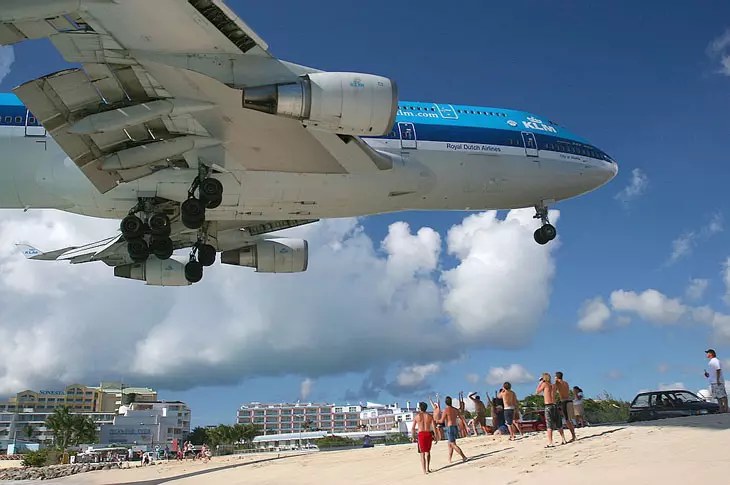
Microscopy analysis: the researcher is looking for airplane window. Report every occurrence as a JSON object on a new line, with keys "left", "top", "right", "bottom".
{"left": 29, "top": 117, "right": 36, "bottom": 124}
{"left": 3, "top": 117, "right": 10, "bottom": 123}
{"left": 14, "top": 116, "right": 21, "bottom": 123}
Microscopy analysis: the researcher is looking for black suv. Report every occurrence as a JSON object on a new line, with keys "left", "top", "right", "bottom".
{"left": 628, "top": 389, "right": 720, "bottom": 423}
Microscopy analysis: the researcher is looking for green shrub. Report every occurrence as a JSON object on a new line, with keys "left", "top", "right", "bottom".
{"left": 21, "top": 449, "right": 49, "bottom": 468}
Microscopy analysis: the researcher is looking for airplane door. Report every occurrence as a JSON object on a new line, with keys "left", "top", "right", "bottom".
{"left": 521, "top": 132, "right": 538, "bottom": 157}
{"left": 24, "top": 110, "right": 46, "bottom": 137}
{"left": 398, "top": 122, "right": 417, "bottom": 150}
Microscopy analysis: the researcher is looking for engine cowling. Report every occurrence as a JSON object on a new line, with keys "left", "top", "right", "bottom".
{"left": 242, "top": 72, "right": 398, "bottom": 136}
{"left": 220, "top": 238, "right": 308, "bottom": 273}
{"left": 113, "top": 257, "right": 191, "bottom": 286}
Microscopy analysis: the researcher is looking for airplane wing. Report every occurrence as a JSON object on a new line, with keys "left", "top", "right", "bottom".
{"left": 16, "top": 235, "right": 128, "bottom": 266}
{"left": 0, "top": 0, "right": 393, "bottom": 194}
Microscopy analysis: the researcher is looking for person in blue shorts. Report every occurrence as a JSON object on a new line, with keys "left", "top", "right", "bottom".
{"left": 439, "top": 396, "right": 468, "bottom": 463}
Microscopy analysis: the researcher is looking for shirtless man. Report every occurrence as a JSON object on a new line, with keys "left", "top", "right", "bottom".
{"left": 536, "top": 373, "right": 566, "bottom": 447}
{"left": 457, "top": 392, "right": 469, "bottom": 437}
{"left": 439, "top": 396, "right": 468, "bottom": 463}
{"left": 429, "top": 395, "right": 444, "bottom": 440}
{"left": 412, "top": 401, "right": 438, "bottom": 474}
{"left": 555, "top": 371, "right": 577, "bottom": 442}
{"left": 498, "top": 382, "right": 519, "bottom": 441}
{"left": 468, "top": 392, "right": 489, "bottom": 435}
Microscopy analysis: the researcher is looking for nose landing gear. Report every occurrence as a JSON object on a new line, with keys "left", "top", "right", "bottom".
{"left": 533, "top": 204, "right": 557, "bottom": 245}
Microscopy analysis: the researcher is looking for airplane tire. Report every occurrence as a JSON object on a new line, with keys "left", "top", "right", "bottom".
{"left": 204, "top": 195, "right": 222, "bottom": 210}
{"left": 181, "top": 198, "right": 205, "bottom": 229}
{"left": 199, "top": 178, "right": 223, "bottom": 201}
{"left": 128, "top": 238, "right": 150, "bottom": 262}
{"left": 151, "top": 237, "right": 174, "bottom": 260}
{"left": 121, "top": 215, "right": 144, "bottom": 239}
{"left": 540, "top": 224, "right": 557, "bottom": 241}
{"left": 185, "top": 261, "right": 203, "bottom": 283}
{"left": 149, "top": 213, "right": 172, "bottom": 237}
{"left": 198, "top": 244, "right": 216, "bottom": 267}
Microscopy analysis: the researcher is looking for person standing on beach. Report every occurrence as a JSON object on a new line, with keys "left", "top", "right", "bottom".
{"left": 457, "top": 392, "right": 470, "bottom": 437}
{"left": 429, "top": 395, "right": 444, "bottom": 440}
{"left": 468, "top": 392, "right": 489, "bottom": 435}
{"left": 555, "top": 372, "right": 577, "bottom": 442}
{"left": 440, "top": 396, "right": 468, "bottom": 463}
{"left": 536, "top": 373, "right": 566, "bottom": 447}
{"left": 573, "top": 386, "right": 585, "bottom": 427}
{"left": 498, "top": 382, "right": 519, "bottom": 441}
{"left": 704, "top": 349, "right": 728, "bottom": 413}
{"left": 412, "top": 402, "right": 438, "bottom": 475}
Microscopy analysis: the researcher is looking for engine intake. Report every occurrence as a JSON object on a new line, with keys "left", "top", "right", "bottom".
{"left": 114, "top": 257, "right": 191, "bottom": 286}
{"left": 221, "top": 238, "right": 308, "bottom": 273}
{"left": 242, "top": 72, "right": 398, "bottom": 136}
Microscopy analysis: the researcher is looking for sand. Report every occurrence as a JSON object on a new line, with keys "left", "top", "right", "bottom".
{"left": 0, "top": 461, "right": 22, "bottom": 470}
{"left": 5, "top": 414, "right": 729, "bottom": 484}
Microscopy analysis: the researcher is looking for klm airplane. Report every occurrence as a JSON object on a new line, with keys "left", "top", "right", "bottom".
{"left": 0, "top": 0, "right": 617, "bottom": 286}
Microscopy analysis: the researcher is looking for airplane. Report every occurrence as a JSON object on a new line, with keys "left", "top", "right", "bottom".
{"left": 0, "top": 0, "right": 618, "bottom": 287}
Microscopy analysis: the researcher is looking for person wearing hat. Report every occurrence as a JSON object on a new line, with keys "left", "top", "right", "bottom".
{"left": 704, "top": 349, "right": 728, "bottom": 412}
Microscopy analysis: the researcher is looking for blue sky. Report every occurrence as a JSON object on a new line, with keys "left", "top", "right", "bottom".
{"left": 1, "top": 0, "right": 730, "bottom": 426}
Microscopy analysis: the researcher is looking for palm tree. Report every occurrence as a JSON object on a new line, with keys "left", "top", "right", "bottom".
{"left": 45, "top": 406, "right": 97, "bottom": 450}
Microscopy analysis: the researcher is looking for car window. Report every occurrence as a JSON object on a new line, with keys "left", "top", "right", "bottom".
{"left": 673, "top": 391, "right": 701, "bottom": 403}
{"left": 632, "top": 394, "right": 650, "bottom": 407}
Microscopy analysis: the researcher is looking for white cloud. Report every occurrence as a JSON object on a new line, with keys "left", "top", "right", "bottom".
{"left": 667, "top": 214, "right": 723, "bottom": 265}
{"left": 0, "top": 207, "right": 561, "bottom": 395}
{"left": 577, "top": 296, "right": 612, "bottom": 332}
{"left": 616, "top": 315, "right": 631, "bottom": 326}
{"left": 685, "top": 278, "right": 709, "bottom": 302}
{"left": 0, "top": 46, "right": 14, "bottom": 85}
{"left": 300, "top": 378, "right": 314, "bottom": 400}
{"left": 614, "top": 168, "right": 648, "bottom": 206}
{"left": 485, "top": 364, "right": 535, "bottom": 386}
{"left": 704, "top": 213, "right": 723, "bottom": 236}
{"left": 610, "top": 289, "right": 687, "bottom": 325}
{"left": 659, "top": 382, "right": 685, "bottom": 391}
{"left": 722, "top": 257, "right": 730, "bottom": 305}
{"left": 708, "top": 29, "right": 730, "bottom": 76}
{"left": 395, "top": 363, "right": 441, "bottom": 389}
{"left": 658, "top": 363, "right": 669, "bottom": 374}
{"left": 466, "top": 373, "right": 480, "bottom": 385}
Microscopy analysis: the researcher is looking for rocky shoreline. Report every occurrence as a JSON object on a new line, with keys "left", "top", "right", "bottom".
{"left": 0, "top": 462, "right": 126, "bottom": 481}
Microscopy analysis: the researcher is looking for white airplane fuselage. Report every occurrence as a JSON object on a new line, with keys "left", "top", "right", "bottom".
{"left": 0, "top": 98, "right": 617, "bottom": 221}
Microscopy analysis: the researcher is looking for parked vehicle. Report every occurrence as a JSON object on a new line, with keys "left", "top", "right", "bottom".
{"left": 517, "top": 409, "right": 547, "bottom": 433}
{"left": 628, "top": 389, "right": 720, "bottom": 423}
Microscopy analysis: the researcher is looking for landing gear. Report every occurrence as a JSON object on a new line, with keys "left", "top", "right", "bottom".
{"left": 184, "top": 260, "right": 204, "bottom": 283}
{"left": 183, "top": 242, "right": 217, "bottom": 283}
{"left": 533, "top": 204, "right": 557, "bottom": 245}
{"left": 120, "top": 201, "right": 176, "bottom": 262}
{"left": 181, "top": 172, "right": 223, "bottom": 230}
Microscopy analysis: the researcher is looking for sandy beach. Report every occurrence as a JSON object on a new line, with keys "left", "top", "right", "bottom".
{"left": 4, "top": 414, "right": 729, "bottom": 484}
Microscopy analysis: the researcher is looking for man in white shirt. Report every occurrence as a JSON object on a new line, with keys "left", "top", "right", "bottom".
{"left": 704, "top": 349, "right": 728, "bottom": 413}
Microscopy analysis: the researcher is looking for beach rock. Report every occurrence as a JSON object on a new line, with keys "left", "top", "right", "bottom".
{"left": 0, "top": 461, "right": 124, "bottom": 481}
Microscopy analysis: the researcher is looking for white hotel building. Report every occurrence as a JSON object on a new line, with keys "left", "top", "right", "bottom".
{"left": 236, "top": 402, "right": 363, "bottom": 435}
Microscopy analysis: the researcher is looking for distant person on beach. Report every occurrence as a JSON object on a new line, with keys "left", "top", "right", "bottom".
{"left": 573, "top": 386, "right": 585, "bottom": 427}
{"left": 498, "top": 382, "right": 519, "bottom": 441}
{"left": 537, "top": 373, "right": 567, "bottom": 447}
{"left": 440, "top": 396, "right": 469, "bottom": 463}
{"left": 412, "top": 402, "right": 438, "bottom": 475}
{"left": 555, "top": 372, "right": 577, "bottom": 442}
{"left": 468, "top": 392, "right": 489, "bottom": 435}
{"left": 704, "top": 349, "right": 728, "bottom": 412}
{"left": 457, "top": 392, "right": 470, "bottom": 437}
{"left": 429, "top": 395, "right": 444, "bottom": 440}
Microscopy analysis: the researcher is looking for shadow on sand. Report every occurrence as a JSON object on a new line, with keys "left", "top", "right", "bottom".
{"left": 434, "top": 447, "right": 514, "bottom": 473}
{"left": 107, "top": 455, "right": 289, "bottom": 485}
{"left": 572, "top": 427, "right": 626, "bottom": 442}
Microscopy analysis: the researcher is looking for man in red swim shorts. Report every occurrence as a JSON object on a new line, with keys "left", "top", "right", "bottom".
{"left": 412, "top": 401, "right": 438, "bottom": 474}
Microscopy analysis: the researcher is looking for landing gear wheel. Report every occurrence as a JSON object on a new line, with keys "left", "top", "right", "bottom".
{"left": 533, "top": 224, "right": 556, "bottom": 245}
{"left": 150, "top": 237, "right": 174, "bottom": 260}
{"left": 197, "top": 244, "right": 216, "bottom": 267}
{"left": 184, "top": 261, "right": 203, "bottom": 283}
{"left": 148, "top": 213, "right": 171, "bottom": 237}
{"left": 534, "top": 228, "right": 549, "bottom": 245}
{"left": 127, "top": 238, "right": 150, "bottom": 262}
{"left": 120, "top": 215, "right": 144, "bottom": 239}
{"left": 181, "top": 198, "right": 205, "bottom": 229}
{"left": 199, "top": 178, "right": 223, "bottom": 204}
{"left": 204, "top": 195, "right": 222, "bottom": 209}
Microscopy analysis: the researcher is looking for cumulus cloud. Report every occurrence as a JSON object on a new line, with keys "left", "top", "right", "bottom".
{"left": 485, "top": 364, "right": 535, "bottom": 386}
{"left": 610, "top": 289, "right": 687, "bottom": 325}
{"left": 300, "top": 378, "right": 314, "bottom": 400}
{"left": 614, "top": 168, "right": 648, "bottom": 206}
{"left": 0, "top": 207, "right": 561, "bottom": 395}
{"left": 0, "top": 46, "right": 14, "bottom": 85}
{"left": 577, "top": 296, "right": 611, "bottom": 332}
{"left": 708, "top": 29, "right": 730, "bottom": 76}
{"left": 394, "top": 363, "right": 441, "bottom": 390}
{"left": 616, "top": 315, "right": 631, "bottom": 326}
{"left": 666, "top": 213, "right": 724, "bottom": 265}
{"left": 685, "top": 278, "right": 709, "bottom": 302}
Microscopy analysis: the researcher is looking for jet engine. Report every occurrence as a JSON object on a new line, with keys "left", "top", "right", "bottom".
{"left": 113, "top": 256, "right": 191, "bottom": 286}
{"left": 221, "top": 238, "right": 308, "bottom": 273}
{"left": 241, "top": 72, "right": 398, "bottom": 136}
